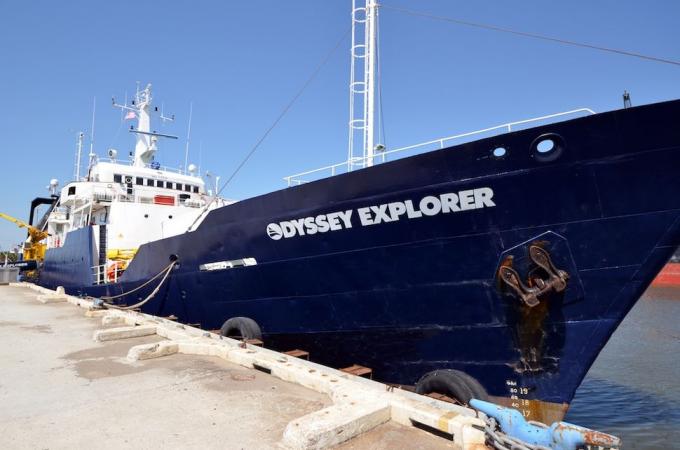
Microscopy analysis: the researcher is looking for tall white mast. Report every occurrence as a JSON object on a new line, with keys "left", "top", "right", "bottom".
{"left": 74, "top": 131, "right": 84, "bottom": 181}
{"left": 133, "top": 84, "right": 156, "bottom": 166}
{"left": 89, "top": 97, "right": 96, "bottom": 158}
{"left": 348, "top": 0, "right": 378, "bottom": 171}
{"left": 112, "top": 84, "right": 177, "bottom": 167}
{"left": 184, "top": 102, "right": 193, "bottom": 174}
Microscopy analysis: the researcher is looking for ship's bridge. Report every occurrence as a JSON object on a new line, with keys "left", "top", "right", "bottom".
{"left": 58, "top": 162, "right": 207, "bottom": 209}
{"left": 91, "top": 161, "right": 206, "bottom": 197}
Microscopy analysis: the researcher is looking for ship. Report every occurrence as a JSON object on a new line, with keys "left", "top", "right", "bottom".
{"left": 23, "top": 1, "right": 680, "bottom": 424}
{"left": 651, "top": 249, "right": 680, "bottom": 287}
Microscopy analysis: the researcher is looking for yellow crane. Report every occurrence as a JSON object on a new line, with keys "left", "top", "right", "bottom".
{"left": 0, "top": 212, "right": 49, "bottom": 261}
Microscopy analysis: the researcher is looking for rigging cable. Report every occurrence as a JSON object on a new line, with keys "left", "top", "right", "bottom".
{"left": 381, "top": 5, "right": 680, "bottom": 67}
{"left": 187, "top": 27, "right": 351, "bottom": 232}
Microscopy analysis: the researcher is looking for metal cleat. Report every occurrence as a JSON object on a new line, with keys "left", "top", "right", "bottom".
{"left": 470, "top": 399, "right": 621, "bottom": 450}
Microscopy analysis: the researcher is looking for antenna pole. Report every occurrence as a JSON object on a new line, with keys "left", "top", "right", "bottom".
{"left": 364, "top": 0, "right": 378, "bottom": 168}
{"left": 74, "top": 131, "right": 84, "bottom": 181}
{"left": 89, "top": 97, "right": 96, "bottom": 158}
{"left": 198, "top": 140, "right": 203, "bottom": 175}
{"left": 184, "top": 102, "right": 193, "bottom": 174}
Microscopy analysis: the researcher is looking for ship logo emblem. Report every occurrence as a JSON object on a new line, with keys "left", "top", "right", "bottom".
{"left": 266, "top": 223, "right": 283, "bottom": 240}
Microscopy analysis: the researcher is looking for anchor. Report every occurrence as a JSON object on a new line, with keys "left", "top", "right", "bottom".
{"left": 499, "top": 245, "right": 569, "bottom": 307}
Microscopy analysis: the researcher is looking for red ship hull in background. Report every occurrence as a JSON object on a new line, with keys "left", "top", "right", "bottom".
{"left": 652, "top": 250, "right": 680, "bottom": 287}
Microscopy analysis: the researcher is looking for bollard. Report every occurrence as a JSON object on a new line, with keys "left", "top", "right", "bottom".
{"left": 470, "top": 399, "right": 621, "bottom": 450}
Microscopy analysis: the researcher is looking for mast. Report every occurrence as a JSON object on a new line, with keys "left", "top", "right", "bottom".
{"left": 74, "top": 131, "right": 84, "bottom": 181}
{"left": 112, "top": 84, "right": 177, "bottom": 167}
{"left": 133, "top": 84, "right": 156, "bottom": 166}
{"left": 348, "top": 0, "right": 378, "bottom": 171}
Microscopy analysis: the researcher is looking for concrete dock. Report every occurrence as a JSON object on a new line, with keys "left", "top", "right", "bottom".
{"left": 0, "top": 284, "right": 486, "bottom": 449}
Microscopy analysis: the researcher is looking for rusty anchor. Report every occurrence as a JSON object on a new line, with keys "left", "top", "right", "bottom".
{"left": 499, "top": 245, "right": 569, "bottom": 307}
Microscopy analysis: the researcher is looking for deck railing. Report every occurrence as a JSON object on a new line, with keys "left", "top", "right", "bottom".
{"left": 92, "top": 263, "right": 126, "bottom": 285}
{"left": 284, "top": 108, "right": 595, "bottom": 186}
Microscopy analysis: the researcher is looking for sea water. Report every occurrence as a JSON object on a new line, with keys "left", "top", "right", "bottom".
{"left": 566, "top": 287, "right": 680, "bottom": 449}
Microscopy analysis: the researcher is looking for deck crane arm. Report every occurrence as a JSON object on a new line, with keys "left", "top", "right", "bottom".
{"left": 0, "top": 212, "right": 50, "bottom": 262}
{"left": 0, "top": 212, "right": 49, "bottom": 242}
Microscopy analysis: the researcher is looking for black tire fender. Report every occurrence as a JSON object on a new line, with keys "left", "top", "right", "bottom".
{"left": 415, "top": 369, "right": 488, "bottom": 404}
{"left": 220, "top": 317, "right": 262, "bottom": 340}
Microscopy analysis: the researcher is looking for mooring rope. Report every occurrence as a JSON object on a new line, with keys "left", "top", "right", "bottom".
{"left": 94, "top": 260, "right": 176, "bottom": 311}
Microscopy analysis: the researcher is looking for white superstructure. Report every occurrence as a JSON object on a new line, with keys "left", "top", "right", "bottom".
{"left": 45, "top": 84, "right": 230, "bottom": 283}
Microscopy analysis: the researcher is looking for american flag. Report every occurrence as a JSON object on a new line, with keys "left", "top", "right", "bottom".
{"left": 125, "top": 111, "right": 136, "bottom": 120}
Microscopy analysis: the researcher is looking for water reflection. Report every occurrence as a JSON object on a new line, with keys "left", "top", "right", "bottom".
{"left": 565, "top": 287, "right": 680, "bottom": 449}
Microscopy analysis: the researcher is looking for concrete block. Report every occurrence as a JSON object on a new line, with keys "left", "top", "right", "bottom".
{"left": 85, "top": 309, "right": 109, "bottom": 318}
{"left": 156, "top": 324, "right": 199, "bottom": 341}
{"left": 271, "top": 363, "right": 341, "bottom": 397}
{"left": 66, "top": 297, "right": 93, "bottom": 308}
{"left": 177, "top": 341, "right": 229, "bottom": 359}
{"left": 282, "top": 400, "right": 391, "bottom": 449}
{"left": 224, "top": 347, "right": 260, "bottom": 368}
{"left": 390, "top": 396, "right": 486, "bottom": 448}
{"left": 127, "top": 342, "right": 179, "bottom": 361}
{"left": 93, "top": 325, "right": 157, "bottom": 342}
{"left": 36, "top": 294, "right": 68, "bottom": 304}
{"left": 102, "top": 315, "right": 127, "bottom": 326}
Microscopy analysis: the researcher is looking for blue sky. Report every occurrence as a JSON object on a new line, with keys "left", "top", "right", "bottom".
{"left": 1, "top": 0, "right": 679, "bottom": 250}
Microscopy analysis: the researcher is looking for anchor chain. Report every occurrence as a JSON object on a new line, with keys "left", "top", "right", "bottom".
{"left": 482, "top": 416, "right": 551, "bottom": 450}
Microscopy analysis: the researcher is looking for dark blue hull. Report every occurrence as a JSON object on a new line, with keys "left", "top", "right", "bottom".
{"left": 38, "top": 99, "right": 680, "bottom": 422}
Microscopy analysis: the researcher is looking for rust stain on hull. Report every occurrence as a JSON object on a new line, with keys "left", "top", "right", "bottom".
{"left": 489, "top": 395, "right": 569, "bottom": 424}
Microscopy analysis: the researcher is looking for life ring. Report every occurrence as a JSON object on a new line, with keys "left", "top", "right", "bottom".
{"left": 107, "top": 261, "right": 124, "bottom": 281}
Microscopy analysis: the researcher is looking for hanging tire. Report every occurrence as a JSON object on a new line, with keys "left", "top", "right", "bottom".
{"left": 415, "top": 369, "right": 488, "bottom": 405}
{"left": 220, "top": 317, "right": 262, "bottom": 340}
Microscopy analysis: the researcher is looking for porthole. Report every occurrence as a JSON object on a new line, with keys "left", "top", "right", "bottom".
{"left": 531, "top": 133, "right": 565, "bottom": 162}
{"left": 536, "top": 139, "right": 555, "bottom": 154}
{"left": 168, "top": 215, "right": 173, "bottom": 219}
{"left": 144, "top": 214, "right": 149, "bottom": 218}
{"left": 492, "top": 146, "right": 507, "bottom": 158}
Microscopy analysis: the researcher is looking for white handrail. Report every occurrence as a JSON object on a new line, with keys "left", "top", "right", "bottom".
{"left": 106, "top": 159, "right": 199, "bottom": 176}
{"left": 92, "top": 263, "right": 122, "bottom": 285}
{"left": 284, "top": 108, "right": 596, "bottom": 186}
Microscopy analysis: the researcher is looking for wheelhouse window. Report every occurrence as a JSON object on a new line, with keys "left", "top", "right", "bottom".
{"left": 67, "top": 186, "right": 76, "bottom": 196}
{"left": 184, "top": 184, "right": 191, "bottom": 192}
{"left": 175, "top": 183, "right": 183, "bottom": 191}
{"left": 156, "top": 180, "right": 163, "bottom": 187}
{"left": 135, "top": 177, "right": 143, "bottom": 185}
{"left": 113, "top": 174, "right": 122, "bottom": 183}
{"left": 193, "top": 186, "right": 199, "bottom": 193}
{"left": 146, "top": 178, "right": 154, "bottom": 186}
{"left": 165, "top": 181, "right": 173, "bottom": 189}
